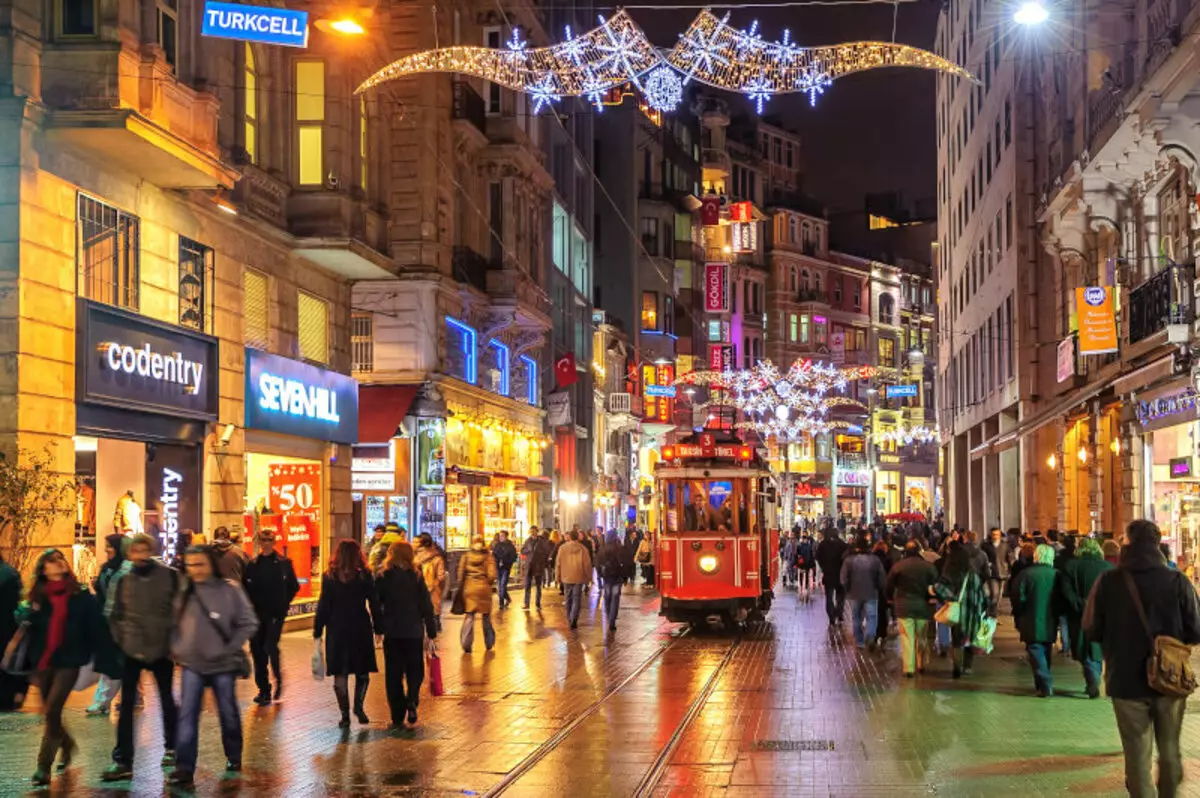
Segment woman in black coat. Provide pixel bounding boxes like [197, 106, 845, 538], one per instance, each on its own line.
[374, 542, 437, 727]
[935, 540, 989, 679]
[0, 551, 24, 711]
[314, 539, 381, 728]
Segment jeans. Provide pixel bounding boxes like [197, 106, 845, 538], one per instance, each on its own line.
[461, 613, 495, 651]
[175, 668, 241, 774]
[1082, 649, 1103, 693]
[641, 564, 655, 587]
[799, 568, 814, 593]
[1058, 615, 1072, 655]
[497, 567, 512, 607]
[897, 618, 928, 674]
[1026, 642, 1054, 694]
[1113, 695, 1187, 797]
[250, 614, 285, 695]
[382, 638, 425, 723]
[35, 667, 78, 772]
[523, 571, 543, 608]
[936, 619, 952, 651]
[848, 599, 878, 647]
[564, 583, 584, 626]
[602, 582, 622, 627]
[824, 583, 845, 624]
[115, 656, 177, 765]
[91, 673, 120, 710]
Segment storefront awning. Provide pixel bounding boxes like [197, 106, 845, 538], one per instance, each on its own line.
[969, 378, 1114, 461]
[449, 466, 493, 486]
[358, 385, 420, 443]
[526, 476, 553, 492]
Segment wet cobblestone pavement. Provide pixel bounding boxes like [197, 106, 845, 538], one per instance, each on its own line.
[4, 582, 1200, 796]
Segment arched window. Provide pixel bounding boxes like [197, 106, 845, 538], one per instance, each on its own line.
[814, 225, 822, 253]
[800, 269, 810, 294]
[879, 293, 895, 325]
[244, 43, 258, 164]
[814, 271, 822, 295]
[801, 223, 811, 248]
[788, 216, 797, 243]
[789, 267, 797, 293]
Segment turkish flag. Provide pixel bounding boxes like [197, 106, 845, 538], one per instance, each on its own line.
[700, 196, 721, 226]
[555, 352, 578, 388]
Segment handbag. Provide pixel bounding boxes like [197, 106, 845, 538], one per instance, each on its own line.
[427, 642, 444, 697]
[449, 585, 466, 616]
[1, 621, 33, 676]
[1123, 570, 1198, 698]
[311, 639, 326, 681]
[933, 574, 969, 627]
[190, 589, 252, 680]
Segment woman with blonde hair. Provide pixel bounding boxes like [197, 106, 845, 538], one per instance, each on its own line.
[375, 542, 437, 726]
[457, 536, 498, 653]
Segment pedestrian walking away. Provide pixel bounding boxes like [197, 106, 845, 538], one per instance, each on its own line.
[212, 526, 249, 583]
[1060, 536, 1113, 698]
[102, 533, 181, 782]
[492, 531, 518, 608]
[413, 533, 447, 631]
[19, 549, 112, 787]
[816, 528, 849, 626]
[934, 536, 990, 679]
[314, 539, 382, 728]
[458, 536, 498, 652]
[1011, 544, 1060, 697]
[555, 530, 593, 629]
[169, 546, 258, 786]
[85, 533, 125, 716]
[796, 532, 817, 600]
[521, 526, 551, 609]
[597, 530, 631, 631]
[636, 533, 655, 588]
[1086, 519, 1200, 798]
[242, 531, 299, 705]
[886, 539, 939, 676]
[840, 536, 886, 649]
[375, 541, 438, 727]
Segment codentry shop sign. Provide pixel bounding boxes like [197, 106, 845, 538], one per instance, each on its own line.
[77, 300, 219, 420]
[201, 1, 309, 47]
[244, 349, 359, 444]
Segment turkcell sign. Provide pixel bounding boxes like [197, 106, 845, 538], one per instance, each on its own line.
[202, 1, 309, 47]
[645, 384, 676, 398]
[245, 349, 359, 444]
[886, 384, 919, 398]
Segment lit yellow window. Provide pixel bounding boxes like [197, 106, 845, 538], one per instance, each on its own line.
[244, 44, 258, 164]
[296, 61, 325, 186]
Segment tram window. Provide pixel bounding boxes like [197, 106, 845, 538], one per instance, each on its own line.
[682, 480, 734, 531]
[666, 481, 679, 532]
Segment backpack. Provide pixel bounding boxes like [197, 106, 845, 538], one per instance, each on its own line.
[1122, 569, 1198, 698]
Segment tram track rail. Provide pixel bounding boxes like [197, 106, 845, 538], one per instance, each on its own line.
[481, 627, 742, 798]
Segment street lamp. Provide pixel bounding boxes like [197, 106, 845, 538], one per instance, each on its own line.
[1014, 1, 1049, 25]
[314, 16, 368, 35]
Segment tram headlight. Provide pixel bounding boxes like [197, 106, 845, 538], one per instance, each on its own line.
[698, 554, 719, 574]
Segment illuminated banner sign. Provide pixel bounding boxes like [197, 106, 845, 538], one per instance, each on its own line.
[1076, 286, 1119, 355]
[731, 221, 757, 253]
[201, 1, 309, 47]
[1136, 388, 1196, 428]
[730, 201, 753, 223]
[704, 263, 729, 312]
[645, 384, 677, 398]
[145, 443, 201, 564]
[836, 470, 871, 487]
[886, 384, 918, 398]
[245, 349, 359, 444]
[709, 344, 735, 372]
[1170, 457, 1193, 479]
[78, 299, 218, 420]
[1056, 336, 1075, 383]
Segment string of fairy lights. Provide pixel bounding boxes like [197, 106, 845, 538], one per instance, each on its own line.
[355, 8, 976, 114]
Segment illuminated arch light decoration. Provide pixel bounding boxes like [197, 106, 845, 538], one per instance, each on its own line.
[355, 9, 976, 114]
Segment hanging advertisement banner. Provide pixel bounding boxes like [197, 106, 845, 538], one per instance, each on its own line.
[730, 201, 753, 223]
[731, 222, 757, 253]
[415, 418, 446, 489]
[546, 391, 572, 427]
[268, 462, 322, 529]
[1056, 336, 1075, 383]
[704, 263, 729, 312]
[281, 514, 314, 598]
[708, 344, 735, 372]
[829, 330, 845, 365]
[1075, 286, 1119, 354]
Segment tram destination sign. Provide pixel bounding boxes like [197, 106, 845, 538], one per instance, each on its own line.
[663, 434, 753, 461]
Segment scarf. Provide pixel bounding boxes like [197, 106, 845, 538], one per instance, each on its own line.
[38, 580, 73, 671]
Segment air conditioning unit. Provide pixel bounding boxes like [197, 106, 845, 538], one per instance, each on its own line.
[609, 392, 632, 413]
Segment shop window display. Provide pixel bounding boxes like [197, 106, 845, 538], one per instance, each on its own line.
[245, 452, 323, 604]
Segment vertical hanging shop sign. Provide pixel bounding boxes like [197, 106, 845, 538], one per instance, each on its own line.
[1075, 287, 1119, 355]
[704, 263, 729, 312]
[1056, 336, 1075, 383]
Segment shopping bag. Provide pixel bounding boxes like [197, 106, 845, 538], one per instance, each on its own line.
[933, 601, 960, 627]
[973, 616, 998, 654]
[427, 651, 444, 697]
[311, 639, 326, 681]
[450, 585, 466, 616]
[72, 661, 99, 692]
[0, 622, 33, 676]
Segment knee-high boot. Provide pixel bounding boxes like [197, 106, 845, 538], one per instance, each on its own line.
[333, 676, 350, 728]
[353, 675, 370, 724]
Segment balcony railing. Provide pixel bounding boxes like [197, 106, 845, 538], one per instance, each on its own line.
[1128, 262, 1195, 345]
[452, 81, 486, 136]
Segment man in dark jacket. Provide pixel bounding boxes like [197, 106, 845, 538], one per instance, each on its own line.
[243, 531, 300, 705]
[0, 553, 22, 710]
[1086, 519, 1200, 798]
[841, 536, 886, 649]
[815, 528, 849, 626]
[886, 540, 939, 676]
[213, 526, 248, 582]
[103, 534, 180, 781]
[1011, 544, 1060, 697]
[521, 526, 551, 610]
[492, 531, 518, 609]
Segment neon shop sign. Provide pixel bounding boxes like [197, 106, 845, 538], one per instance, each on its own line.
[159, 468, 183, 561]
[257, 372, 341, 423]
[1136, 389, 1196, 427]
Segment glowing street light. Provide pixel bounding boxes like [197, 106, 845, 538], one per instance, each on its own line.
[1014, 1, 1049, 26]
[315, 17, 367, 35]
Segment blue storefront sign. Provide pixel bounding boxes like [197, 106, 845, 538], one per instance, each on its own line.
[201, 1, 309, 48]
[245, 349, 359, 444]
[886, 384, 919, 398]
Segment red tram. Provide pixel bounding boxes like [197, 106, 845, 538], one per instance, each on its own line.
[653, 431, 779, 625]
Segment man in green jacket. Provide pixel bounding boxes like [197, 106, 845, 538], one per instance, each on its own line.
[1011, 544, 1060, 697]
[1060, 537, 1113, 698]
